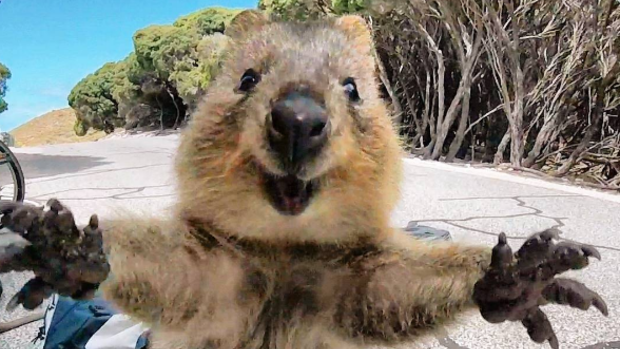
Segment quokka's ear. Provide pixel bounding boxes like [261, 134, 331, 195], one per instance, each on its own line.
[333, 15, 373, 54]
[225, 9, 270, 41]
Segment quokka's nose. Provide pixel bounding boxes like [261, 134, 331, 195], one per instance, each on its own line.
[267, 91, 330, 170]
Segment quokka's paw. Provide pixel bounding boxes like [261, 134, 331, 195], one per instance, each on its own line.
[473, 229, 608, 349]
[0, 198, 109, 310]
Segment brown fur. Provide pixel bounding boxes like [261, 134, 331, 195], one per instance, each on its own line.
[97, 11, 492, 349]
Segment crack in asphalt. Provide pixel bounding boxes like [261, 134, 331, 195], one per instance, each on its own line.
[580, 341, 620, 349]
[433, 337, 620, 349]
[26, 163, 171, 185]
[413, 195, 620, 252]
[103, 149, 176, 157]
[28, 184, 175, 201]
[436, 336, 470, 349]
[55, 193, 175, 201]
[440, 194, 583, 201]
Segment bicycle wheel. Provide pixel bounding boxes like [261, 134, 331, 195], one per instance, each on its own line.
[0, 140, 25, 202]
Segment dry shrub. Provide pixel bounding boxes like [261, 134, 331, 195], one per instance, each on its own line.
[364, 0, 620, 188]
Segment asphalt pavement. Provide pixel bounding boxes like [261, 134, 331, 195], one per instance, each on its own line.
[0, 134, 618, 349]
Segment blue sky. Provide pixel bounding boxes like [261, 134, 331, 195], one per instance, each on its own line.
[0, 0, 255, 131]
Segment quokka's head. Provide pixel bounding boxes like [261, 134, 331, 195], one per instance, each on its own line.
[176, 10, 403, 243]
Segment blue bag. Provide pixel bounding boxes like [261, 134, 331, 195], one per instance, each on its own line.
[41, 294, 149, 349]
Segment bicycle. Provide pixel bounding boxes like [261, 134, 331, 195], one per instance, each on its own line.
[0, 137, 25, 203]
[0, 137, 34, 337]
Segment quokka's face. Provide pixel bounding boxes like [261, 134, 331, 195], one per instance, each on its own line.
[181, 12, 402, 241]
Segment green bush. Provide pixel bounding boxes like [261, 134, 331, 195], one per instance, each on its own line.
[68, 62, 126, 133]
[173, 7, 241, 35]
[0, 62, 11, 114]
[68, 7, 239, 134]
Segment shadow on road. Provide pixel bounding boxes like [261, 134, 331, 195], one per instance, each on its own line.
[12, 153, 111, 179]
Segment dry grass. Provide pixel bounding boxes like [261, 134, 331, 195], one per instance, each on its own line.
[9, 108, 107, 147]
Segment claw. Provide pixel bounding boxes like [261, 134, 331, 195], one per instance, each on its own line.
[594, 297, 609, 317]
[6, 292, 20, 312]
[517, 229, 601, 278]
[0, 235, 30, 273]
[522, 307, 558, 349]
[46, 199, 64, 213]
[57, 211, 76, 229]
[7, 277, 53, 311]
[551, 242, 598, 272]
[89, 214, 99, 230]
[548, 332, 559, 349]
[580, 245, 601, 261]
[44, 207, 59, 229]
[491, 232, 514, 270]
[516, 231, 556, 270]
[539, 228, 561, 241]
[543, 278, 609, 316]
[11, 207, 36, 234]
[499, 232, 507, 245]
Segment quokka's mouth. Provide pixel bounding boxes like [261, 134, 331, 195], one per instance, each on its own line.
[261, 170, 315, 216]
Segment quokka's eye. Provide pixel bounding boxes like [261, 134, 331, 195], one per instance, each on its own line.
[342, 77, 361, 103]
[235, 69, 261, 93]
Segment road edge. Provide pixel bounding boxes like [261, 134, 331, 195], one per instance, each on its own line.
[404, 157, 620, 204]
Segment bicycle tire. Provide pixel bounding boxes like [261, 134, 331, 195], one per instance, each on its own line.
[0, 140, 25, 202]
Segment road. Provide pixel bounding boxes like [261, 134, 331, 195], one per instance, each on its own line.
[1, 134, 619, 349]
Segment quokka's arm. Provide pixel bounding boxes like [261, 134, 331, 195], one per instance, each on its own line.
[98, 217, 210, 327]
[319, 232, 492, 344]
[0, 199, 241, 332]
[99, 216, 269, 346]
[321, 229, 608, 349]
